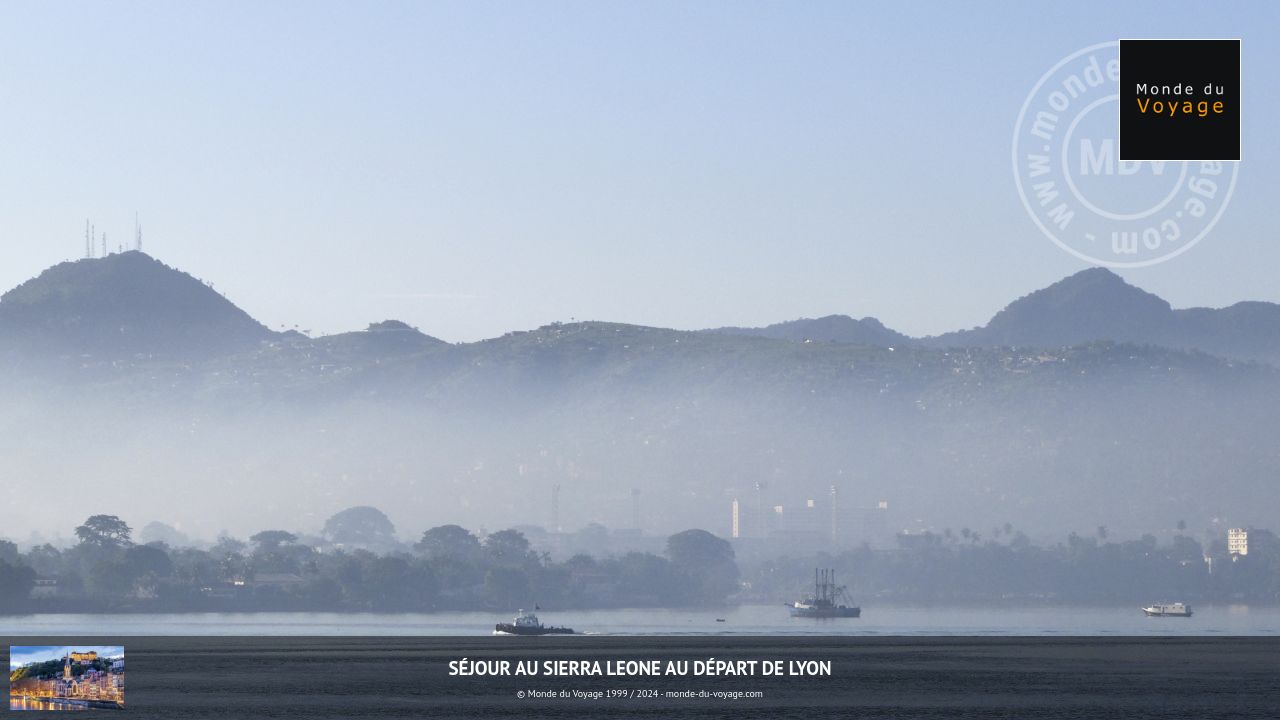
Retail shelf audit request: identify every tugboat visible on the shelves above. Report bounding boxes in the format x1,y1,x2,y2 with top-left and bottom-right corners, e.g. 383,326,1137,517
788,568,861,618
494,609,575,635
1142,602,1193,617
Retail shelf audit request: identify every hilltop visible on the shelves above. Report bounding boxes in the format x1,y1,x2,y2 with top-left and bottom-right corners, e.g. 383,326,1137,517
0,251,274,359
710,268,1280,366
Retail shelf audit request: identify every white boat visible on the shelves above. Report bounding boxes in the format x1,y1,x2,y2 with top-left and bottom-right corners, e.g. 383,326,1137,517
1142,602,1192,617
493,609,574,635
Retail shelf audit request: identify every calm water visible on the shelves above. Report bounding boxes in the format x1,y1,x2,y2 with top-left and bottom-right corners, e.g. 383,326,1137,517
2,604,1278,636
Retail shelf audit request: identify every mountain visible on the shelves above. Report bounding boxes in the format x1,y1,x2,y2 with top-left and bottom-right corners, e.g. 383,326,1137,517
3,253,1280,542
924,268,1280,364
1170,302,1280,362
926,268,1178,349
712,269,1280,365
311,320,448,356
0,251,275,359
707,315,913,347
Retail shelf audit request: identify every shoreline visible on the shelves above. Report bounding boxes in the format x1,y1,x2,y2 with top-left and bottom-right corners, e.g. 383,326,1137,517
3,600,1280,616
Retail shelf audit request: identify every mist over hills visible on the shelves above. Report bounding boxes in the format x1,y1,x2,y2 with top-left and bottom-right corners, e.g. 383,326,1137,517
1,252,1278,545
715,267,1280,366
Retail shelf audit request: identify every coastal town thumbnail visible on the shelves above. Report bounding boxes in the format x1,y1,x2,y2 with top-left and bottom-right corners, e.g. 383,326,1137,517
9,646,124,711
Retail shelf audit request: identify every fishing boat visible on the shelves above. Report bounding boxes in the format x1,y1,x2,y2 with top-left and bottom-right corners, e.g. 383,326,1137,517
1142,602,1193,617
494,609,575,635
788,568,861,618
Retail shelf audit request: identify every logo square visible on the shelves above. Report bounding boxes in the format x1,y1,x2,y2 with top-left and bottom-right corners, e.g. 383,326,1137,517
1119,39,1240,161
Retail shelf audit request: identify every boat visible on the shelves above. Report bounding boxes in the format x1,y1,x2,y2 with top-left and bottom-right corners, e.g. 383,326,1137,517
1142,602,1193,617
788,568,861,618
494,609,575,635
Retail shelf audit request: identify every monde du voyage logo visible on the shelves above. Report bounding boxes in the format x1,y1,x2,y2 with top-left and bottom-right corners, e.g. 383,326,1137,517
1013,40,1241,267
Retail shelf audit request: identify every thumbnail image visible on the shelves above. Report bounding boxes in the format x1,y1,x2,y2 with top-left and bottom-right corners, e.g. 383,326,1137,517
9,646,124,711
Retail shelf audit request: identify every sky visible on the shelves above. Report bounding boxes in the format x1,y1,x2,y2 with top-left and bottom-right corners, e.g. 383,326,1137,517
9,646,124,670
0,1,1275,342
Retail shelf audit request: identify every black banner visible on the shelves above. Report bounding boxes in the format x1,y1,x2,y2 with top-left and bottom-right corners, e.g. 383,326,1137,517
7,636,1279,718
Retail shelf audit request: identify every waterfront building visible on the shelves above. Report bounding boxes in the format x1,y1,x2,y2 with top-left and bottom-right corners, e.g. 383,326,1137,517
1228,528,1249,556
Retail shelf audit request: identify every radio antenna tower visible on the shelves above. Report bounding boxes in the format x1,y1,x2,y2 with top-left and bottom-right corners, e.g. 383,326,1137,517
84,219,91,258
135,212,142,252
829,484,838,546
754,480,766,539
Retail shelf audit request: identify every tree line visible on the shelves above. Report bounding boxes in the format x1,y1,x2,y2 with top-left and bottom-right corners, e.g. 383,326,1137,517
5,509,1279,612
0,508,739,613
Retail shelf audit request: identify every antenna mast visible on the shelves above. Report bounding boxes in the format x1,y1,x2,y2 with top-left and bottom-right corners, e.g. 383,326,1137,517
830,485,838,546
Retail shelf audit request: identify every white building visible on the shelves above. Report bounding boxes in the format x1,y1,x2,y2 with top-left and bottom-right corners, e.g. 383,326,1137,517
1228,528,1249,556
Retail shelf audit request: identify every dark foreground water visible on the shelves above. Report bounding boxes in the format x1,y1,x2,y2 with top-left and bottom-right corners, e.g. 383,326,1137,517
6,636,1277,719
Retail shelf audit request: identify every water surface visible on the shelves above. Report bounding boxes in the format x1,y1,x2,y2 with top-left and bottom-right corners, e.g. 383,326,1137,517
3,604,1277,636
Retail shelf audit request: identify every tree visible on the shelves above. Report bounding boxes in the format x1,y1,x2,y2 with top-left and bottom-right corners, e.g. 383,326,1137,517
484,567,531,609
614,552,680,604
87,559,133,597
250,530,298,551
124,544,174,582
416,525,480,560
665,529,739,604
322,506,397,548
75,515,133,549
211,534,247,557
0,539,19,564
1170,535,1203,564
359,556,438,610
248,531,309,574
24,544,62,577
0,561,35,610
485,529,532,565
667,529,735,569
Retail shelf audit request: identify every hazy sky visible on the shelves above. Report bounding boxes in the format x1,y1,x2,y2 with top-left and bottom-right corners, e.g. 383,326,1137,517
0,1,1275,342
